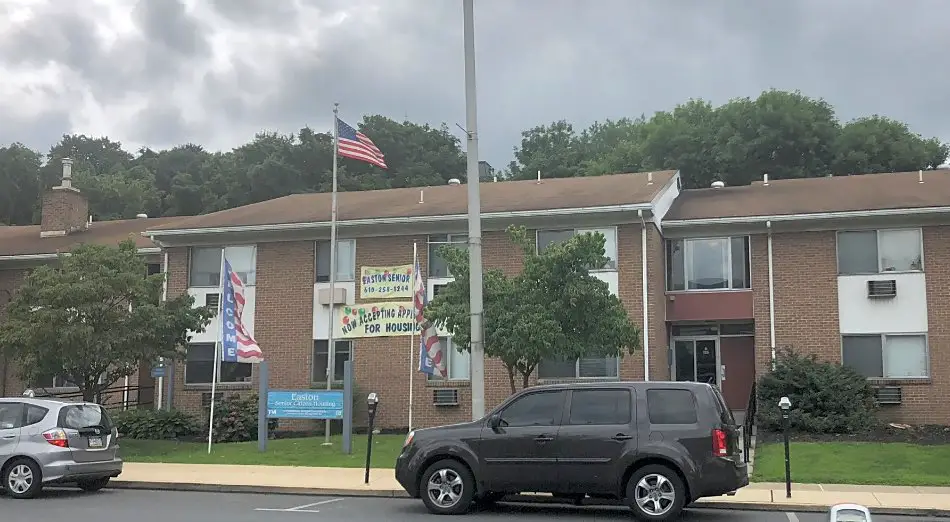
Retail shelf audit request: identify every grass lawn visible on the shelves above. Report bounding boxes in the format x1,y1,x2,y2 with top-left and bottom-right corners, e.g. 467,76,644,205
753,441,950,486
119,434,406,468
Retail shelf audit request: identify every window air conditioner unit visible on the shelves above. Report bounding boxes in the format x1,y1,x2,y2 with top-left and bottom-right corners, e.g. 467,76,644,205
205,293,221,311
432,388,459,407
867,279,897,298
874,386,902,405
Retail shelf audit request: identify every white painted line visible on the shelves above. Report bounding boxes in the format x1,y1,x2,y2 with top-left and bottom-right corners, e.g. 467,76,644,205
288,498,344,511
254,508,322,513
786,512,800,522
254,498,344,514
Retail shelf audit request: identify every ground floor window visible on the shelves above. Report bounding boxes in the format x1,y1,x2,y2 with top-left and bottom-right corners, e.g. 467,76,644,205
312,340,353,383
32,374,75,389
185,343,252,385
427,337,471,381
537,356,619,380
842,334,928,379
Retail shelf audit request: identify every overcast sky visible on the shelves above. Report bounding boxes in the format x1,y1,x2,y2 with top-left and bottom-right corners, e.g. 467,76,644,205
1,0,947,169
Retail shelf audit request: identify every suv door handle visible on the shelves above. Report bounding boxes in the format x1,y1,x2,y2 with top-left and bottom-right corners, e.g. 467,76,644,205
1,435,15,440
611,434,633,441
534,435,554,443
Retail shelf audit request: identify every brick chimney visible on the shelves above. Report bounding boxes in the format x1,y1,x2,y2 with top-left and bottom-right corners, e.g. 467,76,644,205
40,158,89,238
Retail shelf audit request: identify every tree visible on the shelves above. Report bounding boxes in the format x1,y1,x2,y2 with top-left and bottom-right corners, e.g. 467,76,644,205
0,143,43,225
0,240,215,402
425,226,641,393
831,116,950,176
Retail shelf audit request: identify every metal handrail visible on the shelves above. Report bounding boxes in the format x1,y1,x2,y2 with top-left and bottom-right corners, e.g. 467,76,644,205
742,381,757,463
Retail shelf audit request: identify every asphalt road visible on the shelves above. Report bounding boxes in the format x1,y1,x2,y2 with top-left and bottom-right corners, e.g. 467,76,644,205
1,488,945,521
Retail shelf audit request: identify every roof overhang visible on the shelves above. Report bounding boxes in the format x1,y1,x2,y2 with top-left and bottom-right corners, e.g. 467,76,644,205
0,247,161,266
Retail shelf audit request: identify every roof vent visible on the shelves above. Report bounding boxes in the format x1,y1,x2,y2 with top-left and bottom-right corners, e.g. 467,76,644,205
711,180,725,189
136,213,148,219
447,178,461,186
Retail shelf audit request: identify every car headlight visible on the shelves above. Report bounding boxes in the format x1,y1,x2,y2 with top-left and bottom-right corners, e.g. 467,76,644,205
403,430,415,448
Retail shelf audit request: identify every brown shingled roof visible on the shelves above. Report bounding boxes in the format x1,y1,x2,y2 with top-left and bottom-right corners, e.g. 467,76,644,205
0,217,183,257
665,170,950,221
148,171,678,232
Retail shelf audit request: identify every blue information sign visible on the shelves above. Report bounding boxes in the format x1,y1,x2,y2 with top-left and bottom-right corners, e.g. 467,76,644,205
266,390,344,420
150,366,166,378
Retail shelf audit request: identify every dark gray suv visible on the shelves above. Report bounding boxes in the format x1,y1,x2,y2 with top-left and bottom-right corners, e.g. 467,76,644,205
395,381,748,520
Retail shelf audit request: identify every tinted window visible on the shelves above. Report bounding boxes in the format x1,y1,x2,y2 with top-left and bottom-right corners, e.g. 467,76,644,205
24,406,49,427
59,405,113,430
0,402,23,430
647,389,698,424
569,389,631,425
711,387,735,425
500,391,564,427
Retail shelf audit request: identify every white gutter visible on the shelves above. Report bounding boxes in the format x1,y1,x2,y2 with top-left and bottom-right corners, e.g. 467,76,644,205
145,204,654,238
663,205,950,228
638,209,650,381
156,250,168,411
767,221,776,369
0,247,161,262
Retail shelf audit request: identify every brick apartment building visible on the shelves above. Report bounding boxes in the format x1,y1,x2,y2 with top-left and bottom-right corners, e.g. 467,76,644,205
2,164,949,427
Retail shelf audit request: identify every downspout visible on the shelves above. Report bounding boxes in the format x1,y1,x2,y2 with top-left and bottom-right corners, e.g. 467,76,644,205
638,209,650,381
767,221,776,369
157,250,169,410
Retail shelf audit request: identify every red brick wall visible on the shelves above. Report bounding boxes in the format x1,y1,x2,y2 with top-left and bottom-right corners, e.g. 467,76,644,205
618,224,646,381
40,188,88,235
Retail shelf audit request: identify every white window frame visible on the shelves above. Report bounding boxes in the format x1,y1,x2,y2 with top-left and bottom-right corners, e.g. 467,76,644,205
189,245,257,287
841,333,930,379
184,343,253,385
427,337,471,382
537,356,621,381
315,239,357,282
535,227,618,271
666,236,751,292
835,228,924,275
427,234,468,278
311,340,353,384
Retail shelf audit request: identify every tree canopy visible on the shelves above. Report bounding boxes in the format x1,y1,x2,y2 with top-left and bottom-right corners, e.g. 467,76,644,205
425,226,641,392
0,90,947,225
0,240,215,401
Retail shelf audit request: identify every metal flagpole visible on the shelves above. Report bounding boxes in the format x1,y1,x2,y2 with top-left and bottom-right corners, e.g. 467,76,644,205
207,250,226,454
462,0,485,420
408,242,417,431
324,103,341,445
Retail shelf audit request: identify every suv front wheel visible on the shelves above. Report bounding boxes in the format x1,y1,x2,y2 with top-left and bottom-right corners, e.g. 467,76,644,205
625,464,686,521
419,459,475,515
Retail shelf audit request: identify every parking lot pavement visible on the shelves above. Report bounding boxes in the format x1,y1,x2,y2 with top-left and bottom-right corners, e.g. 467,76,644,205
1,488,946,521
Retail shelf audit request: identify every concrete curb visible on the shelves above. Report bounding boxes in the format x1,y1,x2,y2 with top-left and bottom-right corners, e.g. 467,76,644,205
108,482,949,517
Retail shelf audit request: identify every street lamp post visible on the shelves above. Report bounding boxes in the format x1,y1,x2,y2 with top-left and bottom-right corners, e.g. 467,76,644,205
779,396,792,498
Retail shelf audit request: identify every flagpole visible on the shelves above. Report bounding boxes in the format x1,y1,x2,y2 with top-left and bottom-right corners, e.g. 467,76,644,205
324,103,340,446
208,250,226,454
408,242,417,432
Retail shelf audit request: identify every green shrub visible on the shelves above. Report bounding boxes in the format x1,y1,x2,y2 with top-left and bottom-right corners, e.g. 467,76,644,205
757,349,878,434
113,408,200,440
209,393,278,443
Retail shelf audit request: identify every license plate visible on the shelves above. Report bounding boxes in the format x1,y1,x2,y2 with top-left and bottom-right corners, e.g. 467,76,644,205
88,436,103,448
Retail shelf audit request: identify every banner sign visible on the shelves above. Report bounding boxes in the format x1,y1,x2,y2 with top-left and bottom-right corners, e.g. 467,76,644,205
337,302,416,338
360,265,414,299
266,390,343,420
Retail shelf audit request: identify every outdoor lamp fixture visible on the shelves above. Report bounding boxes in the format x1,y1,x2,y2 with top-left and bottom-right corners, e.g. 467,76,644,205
779,396,792,498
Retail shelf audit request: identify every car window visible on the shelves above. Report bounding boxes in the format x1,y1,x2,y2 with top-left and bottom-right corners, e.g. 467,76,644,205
569,389,631,425
500,391,564,427
0,402,23,430
646,389,698,424
24,405,49,427
59,404,113,430
710,387,735,425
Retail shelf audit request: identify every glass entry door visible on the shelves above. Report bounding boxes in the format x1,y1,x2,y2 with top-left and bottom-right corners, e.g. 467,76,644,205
673,338,720,387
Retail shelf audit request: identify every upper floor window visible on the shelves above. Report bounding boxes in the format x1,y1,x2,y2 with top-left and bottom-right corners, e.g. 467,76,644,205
189,246,257,287
316,239,356,282
837,229,922,275
427,337,471,381
428,234,468,278
536,227,618,270
666,237,750,291
312,340,353,383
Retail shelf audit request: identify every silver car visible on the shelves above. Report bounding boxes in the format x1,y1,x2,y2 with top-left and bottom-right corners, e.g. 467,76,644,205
0,398,122,499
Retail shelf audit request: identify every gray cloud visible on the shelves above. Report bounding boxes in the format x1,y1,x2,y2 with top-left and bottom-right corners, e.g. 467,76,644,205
1,0,948,168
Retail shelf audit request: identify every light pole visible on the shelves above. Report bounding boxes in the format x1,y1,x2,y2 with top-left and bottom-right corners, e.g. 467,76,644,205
779,396,792,498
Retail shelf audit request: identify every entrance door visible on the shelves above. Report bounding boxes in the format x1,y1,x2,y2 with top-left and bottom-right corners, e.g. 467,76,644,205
672,338,720,387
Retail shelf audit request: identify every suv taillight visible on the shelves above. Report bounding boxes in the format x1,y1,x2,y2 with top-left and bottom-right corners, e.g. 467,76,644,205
43,429,69,448
712,428,728,457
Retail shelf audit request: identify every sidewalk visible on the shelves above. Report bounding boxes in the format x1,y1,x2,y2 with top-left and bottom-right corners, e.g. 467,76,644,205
111,462,950,515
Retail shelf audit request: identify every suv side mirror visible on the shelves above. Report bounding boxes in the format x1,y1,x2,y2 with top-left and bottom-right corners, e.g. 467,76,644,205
488,414,502,430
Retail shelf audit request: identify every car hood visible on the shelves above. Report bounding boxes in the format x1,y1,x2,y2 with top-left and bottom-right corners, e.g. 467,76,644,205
414,420,483,439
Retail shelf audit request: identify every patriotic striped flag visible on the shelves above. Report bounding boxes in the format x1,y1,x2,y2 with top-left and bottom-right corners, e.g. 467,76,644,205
413,256,444,377
337,118,388,169
222,259,263,364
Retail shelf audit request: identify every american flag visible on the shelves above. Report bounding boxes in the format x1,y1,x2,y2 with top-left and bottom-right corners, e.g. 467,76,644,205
222,259,263,364
413,257,444,377
337,118,388,169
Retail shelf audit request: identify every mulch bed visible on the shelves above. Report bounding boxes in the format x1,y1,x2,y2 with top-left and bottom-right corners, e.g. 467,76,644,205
758,424,950,445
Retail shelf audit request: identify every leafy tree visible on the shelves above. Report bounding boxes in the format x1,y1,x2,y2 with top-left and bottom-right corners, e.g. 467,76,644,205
0,143,43,225
425,226,641,393
0,240,215,402
831,116,950,175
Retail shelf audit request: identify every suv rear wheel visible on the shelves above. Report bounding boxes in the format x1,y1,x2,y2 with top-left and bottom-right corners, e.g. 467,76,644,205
419,459,475,515
3,458,43,499
78,477,111,492
625,464,685,521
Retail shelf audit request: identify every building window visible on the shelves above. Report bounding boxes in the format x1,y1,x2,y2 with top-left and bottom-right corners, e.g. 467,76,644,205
428,234,468,277
184,343,252,385
666,236,750,291
537,356,619,380
32,374,75,389
312,340,352,382
316,240,356,282
189,246,257,287
837,229,922,275
427,337,471,381
536,228,618,270
147,263,161,276
842,334,928,379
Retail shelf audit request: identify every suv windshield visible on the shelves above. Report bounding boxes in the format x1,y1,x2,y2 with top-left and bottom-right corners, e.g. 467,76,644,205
59,404,113,430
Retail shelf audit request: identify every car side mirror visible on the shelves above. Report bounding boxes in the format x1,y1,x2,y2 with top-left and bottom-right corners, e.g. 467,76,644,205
488,414,502,430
